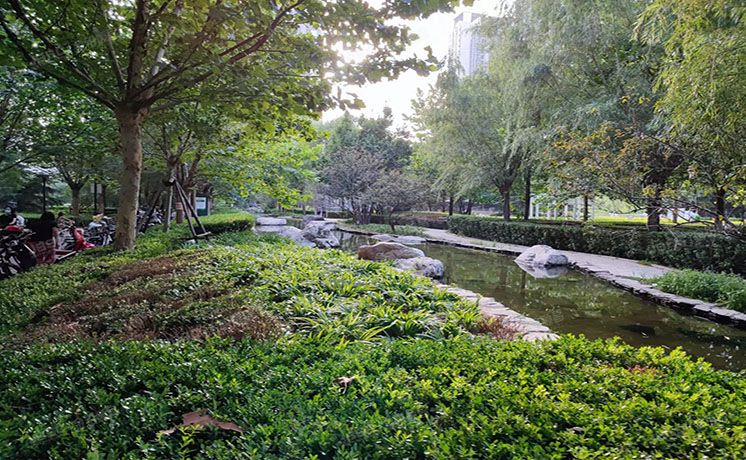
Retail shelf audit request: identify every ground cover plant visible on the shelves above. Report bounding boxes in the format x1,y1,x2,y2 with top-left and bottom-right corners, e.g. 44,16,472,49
651,270,746,313
449,215,746,274
1,337,744,459
1,214,744,458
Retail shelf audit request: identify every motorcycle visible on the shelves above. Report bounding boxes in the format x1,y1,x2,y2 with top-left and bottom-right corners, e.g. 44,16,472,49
85,215,115,247
0,227,37,280
137,208,163,233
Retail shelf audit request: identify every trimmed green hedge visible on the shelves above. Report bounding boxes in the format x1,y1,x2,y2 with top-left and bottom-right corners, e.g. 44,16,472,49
197,212,255,234
449,215,746,274
1,336,744,459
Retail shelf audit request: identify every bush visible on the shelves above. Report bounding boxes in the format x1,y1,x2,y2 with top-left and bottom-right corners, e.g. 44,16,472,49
449,215,746,274
343,222,425,236
651,270,746,312
1,336,743,459
198,212,255,234
371,212,449,229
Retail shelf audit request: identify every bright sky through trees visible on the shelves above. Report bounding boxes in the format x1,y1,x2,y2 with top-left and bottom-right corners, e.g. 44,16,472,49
323,0,507,127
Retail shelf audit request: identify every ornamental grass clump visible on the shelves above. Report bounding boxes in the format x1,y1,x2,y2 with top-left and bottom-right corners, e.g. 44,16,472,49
652,269,746,312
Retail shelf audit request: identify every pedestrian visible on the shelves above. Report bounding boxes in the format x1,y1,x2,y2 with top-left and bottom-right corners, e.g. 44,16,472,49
26,211,59,264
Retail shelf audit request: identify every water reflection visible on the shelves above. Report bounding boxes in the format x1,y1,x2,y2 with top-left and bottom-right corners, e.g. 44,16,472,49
335,231,745,371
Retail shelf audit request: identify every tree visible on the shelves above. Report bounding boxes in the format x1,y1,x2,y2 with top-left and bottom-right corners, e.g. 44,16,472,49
1,0,458,249
367,170,424,232
319,110,415,223
638,0,746,231
413,69,524,220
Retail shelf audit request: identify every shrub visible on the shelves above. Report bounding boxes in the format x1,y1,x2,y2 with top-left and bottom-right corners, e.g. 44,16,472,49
0,336,743,459
198,212,255,234
449,215,746,274
343,222,425,236
371,212,449,229
651,270,746,312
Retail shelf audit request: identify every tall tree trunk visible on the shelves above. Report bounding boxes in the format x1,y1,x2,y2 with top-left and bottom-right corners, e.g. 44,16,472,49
70,184,82,217
113,107,147,250
582,194,589,222
92,182,98,212
646,190,661,231
98,184,107,214
501,189,511,221
448,195,454,216
714,187,726,229
523,169,531,221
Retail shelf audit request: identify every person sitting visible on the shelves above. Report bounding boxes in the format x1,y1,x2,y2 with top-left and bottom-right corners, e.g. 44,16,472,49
26,211,59,264
8,208,25,227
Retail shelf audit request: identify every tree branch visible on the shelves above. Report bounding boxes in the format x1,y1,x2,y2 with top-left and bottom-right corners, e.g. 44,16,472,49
6,0,115,103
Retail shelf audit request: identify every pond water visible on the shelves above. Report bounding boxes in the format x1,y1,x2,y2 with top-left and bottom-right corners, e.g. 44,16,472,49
335,231,746,371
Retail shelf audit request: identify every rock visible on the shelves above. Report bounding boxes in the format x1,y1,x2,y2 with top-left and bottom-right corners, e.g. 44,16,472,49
302,215,325,225
515,262,569,279
370,234,424,245
357,242,424,261
372,234,396,242
393,256,444,279
394,235,426,245
515,244,569,267
255,225,315,247
256,217,287,226
302,220,339,248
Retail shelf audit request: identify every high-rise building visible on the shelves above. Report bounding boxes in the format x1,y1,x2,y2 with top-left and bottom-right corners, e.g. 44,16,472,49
449,11,488,76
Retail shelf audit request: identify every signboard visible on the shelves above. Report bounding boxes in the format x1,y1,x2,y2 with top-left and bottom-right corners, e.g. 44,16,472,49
195,196,208,216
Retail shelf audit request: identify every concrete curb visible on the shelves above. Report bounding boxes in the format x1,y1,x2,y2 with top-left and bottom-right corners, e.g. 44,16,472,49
337,224,746,329
434,283,559,342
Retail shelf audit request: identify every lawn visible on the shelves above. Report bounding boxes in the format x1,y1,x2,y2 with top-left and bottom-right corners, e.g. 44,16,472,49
0,212,744,459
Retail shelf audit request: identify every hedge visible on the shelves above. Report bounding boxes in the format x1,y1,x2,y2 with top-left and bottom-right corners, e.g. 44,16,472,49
197,212,255,234
1,336,744,459
449,215,746,274
371,213,449,230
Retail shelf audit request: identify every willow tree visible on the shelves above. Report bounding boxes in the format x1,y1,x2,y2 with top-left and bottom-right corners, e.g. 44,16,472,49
0,0,459,249
638,0,746,230
413,69,524,220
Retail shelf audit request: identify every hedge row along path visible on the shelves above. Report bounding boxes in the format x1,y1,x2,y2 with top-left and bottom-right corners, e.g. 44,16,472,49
336,222,746,328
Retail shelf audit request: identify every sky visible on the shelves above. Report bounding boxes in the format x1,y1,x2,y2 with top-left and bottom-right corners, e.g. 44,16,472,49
321,0,506,128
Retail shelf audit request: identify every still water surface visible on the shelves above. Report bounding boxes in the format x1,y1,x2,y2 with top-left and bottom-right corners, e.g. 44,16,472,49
335,231,746,371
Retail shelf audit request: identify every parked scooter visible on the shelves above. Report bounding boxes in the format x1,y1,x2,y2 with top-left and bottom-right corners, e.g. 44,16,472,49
85,215,115,247
0,227,37,280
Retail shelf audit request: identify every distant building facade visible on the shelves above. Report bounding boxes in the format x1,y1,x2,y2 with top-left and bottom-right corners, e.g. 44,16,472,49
449,11,489,76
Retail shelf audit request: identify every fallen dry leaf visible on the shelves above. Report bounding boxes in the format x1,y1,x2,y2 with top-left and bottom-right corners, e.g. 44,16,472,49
334,376,357,393
158,409,243,436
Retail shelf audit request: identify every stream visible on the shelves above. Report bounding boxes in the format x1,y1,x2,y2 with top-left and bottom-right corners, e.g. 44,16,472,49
335,231,746,371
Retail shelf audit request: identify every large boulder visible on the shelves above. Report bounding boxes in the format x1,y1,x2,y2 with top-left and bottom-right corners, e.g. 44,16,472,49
357,242,424,261
256,217,287,226
255,225,314,247
515,245,569,267
515,262,569,279
302,220,339,248
393,256,445,279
